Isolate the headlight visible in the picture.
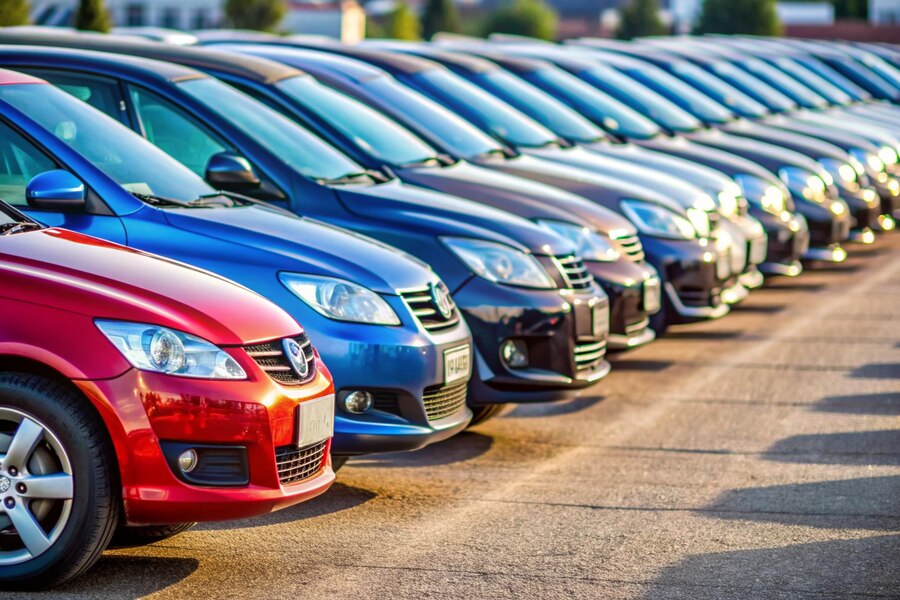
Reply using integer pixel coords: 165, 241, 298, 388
536, 220, 620, 262
819, 158, 858, 184
442, 237, 555, 288
734, 174, 786, 216
95, 320, 247, 379
717, 188, 740, 218
621, 199, 697, 240
779, 167, 826, 204
850, 147, 886, 174
280, 273, 401, 325
686, 207, 712, 238
878, 146, 897, 166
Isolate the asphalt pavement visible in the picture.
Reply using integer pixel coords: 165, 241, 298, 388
14, 234, 900, 599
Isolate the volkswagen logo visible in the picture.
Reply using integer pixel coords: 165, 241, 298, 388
432, 283, 454, 320
282, 338, 310, 378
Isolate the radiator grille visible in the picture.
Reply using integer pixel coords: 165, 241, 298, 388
574, 340, 607, 373
274, 440, 328, 485
400, 283, 460, 332
554, 255, 593, 290
611, 232, 646, 262
422, 381, 468, 421
244, 333, 315, 385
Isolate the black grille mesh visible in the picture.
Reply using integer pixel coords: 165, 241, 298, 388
422, 381, 468, 421
275, 440, 328, 485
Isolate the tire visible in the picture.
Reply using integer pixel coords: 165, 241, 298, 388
331, 456, 349, 472
0, 373, 119, 590
112, 522, 195, 547
466, 404, 506, 427
648, 293, 674, 337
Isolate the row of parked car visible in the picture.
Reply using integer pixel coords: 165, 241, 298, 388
0, 27, 897, 588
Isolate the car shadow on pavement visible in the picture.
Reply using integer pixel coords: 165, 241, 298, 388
198, 482, 377, 531
506, 394, 605, 418
733, 302, 787, 314
761, 281, 828, 292
606, 358, 674, 372
849, 363, 900, 379
662, 330, 746, 341
814, 392, 900, 415
762, 430, 900, 465
642, 535, 900, 600
345, 431, 494, 468
42, 556, 199, 598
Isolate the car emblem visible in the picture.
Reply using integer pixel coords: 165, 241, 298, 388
0, 476, 9, 494
432, 283, 454, 319
282, 338, 309, 378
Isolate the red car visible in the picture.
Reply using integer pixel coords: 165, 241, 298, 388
0, 200, 336, 588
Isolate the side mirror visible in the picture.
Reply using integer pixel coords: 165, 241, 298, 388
26, 170, 86, 210
205, 152, 260, 192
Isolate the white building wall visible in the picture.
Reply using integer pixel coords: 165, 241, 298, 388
871, 0, 900, 24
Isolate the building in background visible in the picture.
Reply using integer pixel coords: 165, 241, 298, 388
871, 0, 900, 24
29, 0, 365, 40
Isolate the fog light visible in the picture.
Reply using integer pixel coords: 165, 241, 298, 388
830, 202, 845, 216
178, 449, 198, 473
863, 189, 879, 205
343, 390, 374, 414
500, 339, 529, 369
832, 247, 847, 262
879, 214, 896, 231
861, 229, 876, 244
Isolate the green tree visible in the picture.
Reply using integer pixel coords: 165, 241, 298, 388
0, 0, 30, 27
421, 0, 461, 40
481, 0, 558, 41
74, 0, 112, 32
385, 1, 421, 39
224, 0, 287, 32
617, 0, 667, 40
694, 0, 782, 36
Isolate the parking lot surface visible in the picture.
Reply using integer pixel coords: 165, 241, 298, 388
14, 236, 900, 600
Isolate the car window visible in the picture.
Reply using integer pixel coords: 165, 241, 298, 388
0, 120, 58, 206
26, 69, 128, 124
128, 84, 229, 176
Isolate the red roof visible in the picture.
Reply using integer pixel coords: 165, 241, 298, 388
0, 68, 46, 86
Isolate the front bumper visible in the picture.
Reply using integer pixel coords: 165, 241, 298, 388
585, 258, 660, 351
751, 208, 808, 276
456, 276, 611, 405
75, 367, 336, 525
641, 235, 730, 324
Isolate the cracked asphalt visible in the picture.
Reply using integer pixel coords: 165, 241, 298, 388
12, 234, 900, 599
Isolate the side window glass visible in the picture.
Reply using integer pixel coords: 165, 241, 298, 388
0, 120, 58, 206
128, 85, 228, 176
24, 69, 127, 124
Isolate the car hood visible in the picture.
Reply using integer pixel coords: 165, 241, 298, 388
333, 178, 576, 256
638, 135, 786, 182
526, 145, 716, 210
0, 228, 300, 346
159, 204, 435, 294
686, 129, 827, 174
723, 120, 853, 162
396, 161, 637, 237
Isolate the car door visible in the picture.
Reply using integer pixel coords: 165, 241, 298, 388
0, 118, 127, 243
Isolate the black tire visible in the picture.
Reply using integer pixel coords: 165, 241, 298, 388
466, 404, 506, 427
112, 522, 195, 547
0, 373, 119, 590
331, 456, 349, 472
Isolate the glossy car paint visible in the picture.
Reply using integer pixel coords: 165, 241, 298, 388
0, 210, 335, 523
0, 42, 611, 406
0, 71, 474, 457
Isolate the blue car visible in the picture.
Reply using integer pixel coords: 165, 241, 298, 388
0, 43, 612, 426
0, 68, 475, 464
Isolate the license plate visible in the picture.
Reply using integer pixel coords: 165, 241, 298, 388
749, 237, 768, 264
296, 395, 334, 448
716, 249, 731, 280
592, 304, 609, 338
643, 277, 661, 313
444, 345, 471, 385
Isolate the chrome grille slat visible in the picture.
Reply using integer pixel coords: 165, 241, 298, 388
274, 440, 328, 485
625, 317, 651, 336
554, 254, 593, 290
422, 381, 468, 421
574, 339, 607, 372
243, 333, 316, 385
611, 232, 646, 262
400, 284, 460, 333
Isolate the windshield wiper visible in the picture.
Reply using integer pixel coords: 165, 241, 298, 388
316, 169, 391, 186
192, 191, 297, 218
132, 192, 197, 208
472, 148, 509, 161
0, 221, 43, 236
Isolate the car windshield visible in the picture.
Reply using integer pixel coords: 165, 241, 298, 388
0, 83, 215, 202
473, 69, 605, 143
822, 55, 900, 100
361, 76, 502, 159
578, 63, 704, 133
668, 60, 769, 118
523, 66, 661, 139
769, 57, 852, 105
736, 58, 829, 108
795, 56, 871, 101
276, 75, 438, 167
617, 62, 737, 124
410, 69, 559, 148
178, 78, 365, 181
707, 60, 797, 112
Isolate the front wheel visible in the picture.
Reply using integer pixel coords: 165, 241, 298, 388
0, 373, 119, 590
113, 522, 195, 547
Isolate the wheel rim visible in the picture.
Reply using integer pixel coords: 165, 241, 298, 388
0, 407, 74, 566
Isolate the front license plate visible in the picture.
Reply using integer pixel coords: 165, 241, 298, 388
643, 277, 661, 313
716, 249, 731, 280
297, 395, 334, 448
444, 345, 471, 385
592, 304, 609, 338
750, 238, 768, 264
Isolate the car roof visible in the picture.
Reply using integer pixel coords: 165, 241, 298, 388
287, 42, 441, 75
0, 30, 302, 84
369, 43, 499, 74
214, 43, 390, 83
